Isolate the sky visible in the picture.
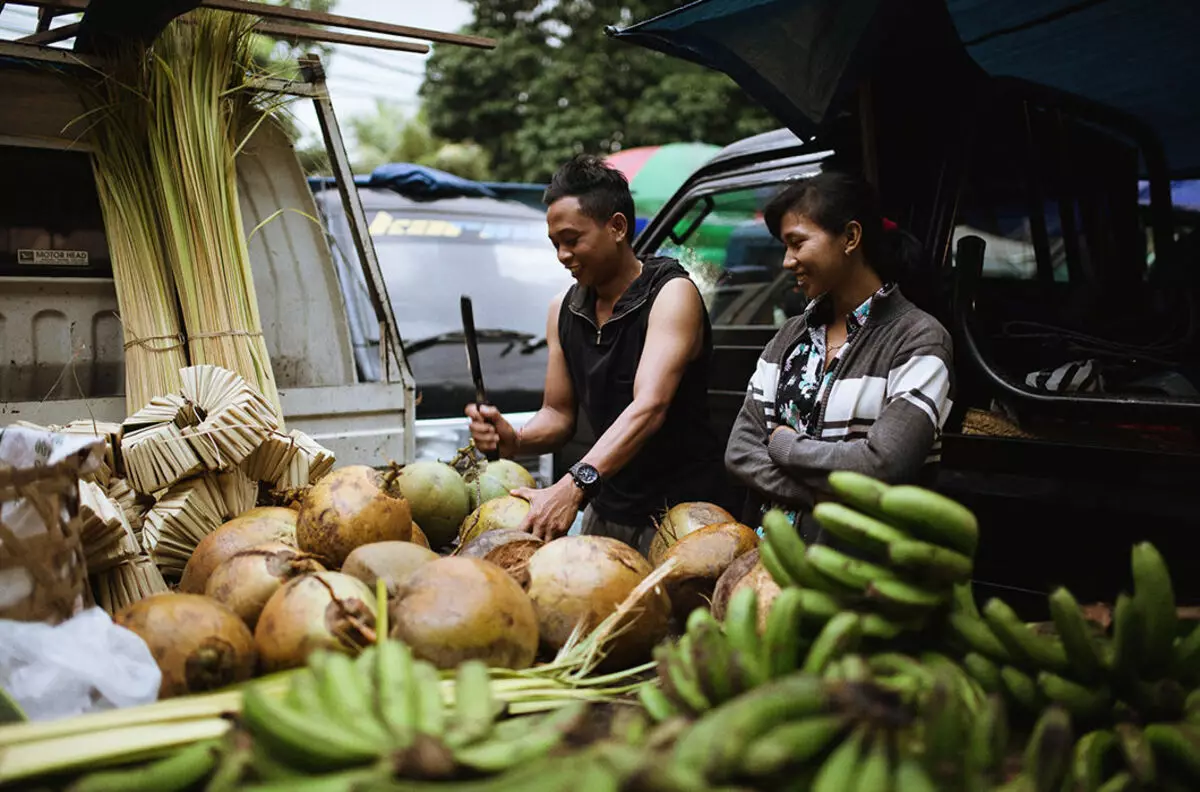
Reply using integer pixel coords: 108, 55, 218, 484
0, 1, 474, 146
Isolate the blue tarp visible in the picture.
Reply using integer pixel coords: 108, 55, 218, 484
308, 164, 499, 202
610, 0, 1200, 176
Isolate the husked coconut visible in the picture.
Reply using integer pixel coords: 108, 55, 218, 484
711, 548, 762, 620
458, 496, 530, 547
525, 536, 670, 670
648, 502, 736, 566
483, 538, 543, 588
390, 557, 538, 670
114, 593, 256, 698
342, 541, 438, 594
457, 529, 539, 559
205, 542, 325, 630
410, 522, 431, 549
255, 571, 377, 671
660, 522, 759, 620
729, 561, 782, 634
179, 507, 298, 594
296, 465, 412, 567
465, 459, 536, 510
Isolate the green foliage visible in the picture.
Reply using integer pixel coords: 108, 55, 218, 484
420, 0, 778, 182
346, 100, 491, 179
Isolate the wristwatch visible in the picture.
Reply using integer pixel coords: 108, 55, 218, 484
567, 462, 602, 502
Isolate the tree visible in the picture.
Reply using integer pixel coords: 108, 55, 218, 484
346, 99, 491, 179
419, 1, 777, 183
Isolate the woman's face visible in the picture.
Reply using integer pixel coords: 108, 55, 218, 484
779, 211, 855, 299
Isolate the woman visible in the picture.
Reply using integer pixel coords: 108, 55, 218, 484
724, 171, 954, 541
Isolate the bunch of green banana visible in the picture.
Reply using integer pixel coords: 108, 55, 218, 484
758, 472, 978, 632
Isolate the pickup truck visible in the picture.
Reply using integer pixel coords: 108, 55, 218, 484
611, 0, 1200, 609
0, 42, 416, 468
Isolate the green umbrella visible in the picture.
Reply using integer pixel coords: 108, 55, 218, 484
606, 142, 721, 223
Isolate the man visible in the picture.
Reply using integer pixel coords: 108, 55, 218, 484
466, 154, 729, 555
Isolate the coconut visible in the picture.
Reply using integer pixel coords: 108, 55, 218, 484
457, 528, 539, 559
204, 542, 325, 630
342, 541, 438, 594
296, 465, 412, 568
458, 495, 530, 547
390, 557, 538, 670
466, 459, 536, 510
113, 593, 256, 698
525, 536, 671, 670
483, 538, 543, 588
255, 571, 377, 671
728, 560, 782, 634
661, 522, 759, 621
410, 522, 431, 549
648, 502, 736, 566
394, 461, 470, 550
711, 548, 762, 621
179, 507, 298, 594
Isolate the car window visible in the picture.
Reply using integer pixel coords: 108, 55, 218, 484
369, 210, 571, 343
652, 185, 795, 327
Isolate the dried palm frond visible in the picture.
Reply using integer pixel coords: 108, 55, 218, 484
142, 476, 225, 577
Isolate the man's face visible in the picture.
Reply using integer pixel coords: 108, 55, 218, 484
779, 210, 853, 299
547, 197, 623, 287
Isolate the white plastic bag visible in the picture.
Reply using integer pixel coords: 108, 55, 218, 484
0, 607, 161, 721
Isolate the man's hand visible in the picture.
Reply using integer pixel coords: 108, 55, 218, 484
466, 403, 518, 458
513, 477, 583, 542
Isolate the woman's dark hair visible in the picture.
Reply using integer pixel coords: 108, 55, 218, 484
543, 154, 637, 242
763, 171, 922, 283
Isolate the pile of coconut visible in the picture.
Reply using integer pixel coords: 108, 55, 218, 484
111, 456, 764, 701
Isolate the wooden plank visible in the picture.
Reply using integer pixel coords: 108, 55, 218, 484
19, 20, 80, 44
255, 20, 429, 54
202, 0, 495, 49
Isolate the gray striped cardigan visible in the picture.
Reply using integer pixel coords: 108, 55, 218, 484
724, 286, 954, 512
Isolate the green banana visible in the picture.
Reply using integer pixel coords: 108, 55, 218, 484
204, 735, 253, 792
454, 701, 588, 773
963, 652, 1003, 693
413, 660, 446, 736
982, 598, 1071, 673
1144, 723, 1200, 782
953, 582, 982, 620
1114, 723, 1157, 786
888, 537, 973, 584
948, 612, 1014, 663
966, 693, 1009, 783
1095, 772, 1136, 792
1131, 542, 1177, 678
637, 682, 679, 722
1172, 624, 1200, 685
375, 638, 417, 745
241, 685, 383, 770
757, 537, 797, 588
67, 741, 220, 792
737, 713, 848, 777
1000, 665, 1042, 713
1186, 687, 1200, 724
1024, 705, 1073, 792
671, 673, 833, 782
866, 576, 947, 612
802, 611, 863, 676
763, 586, 807, 679
316, 651, 394, 746
762, 509, 850, 593
823, 658, 845, 682
868, 653, 937, 688
893, 755, 940, 792
723, 586, 768, 687
811, 501, 907, 558
1048, 587, 1108, 682
662, 636, 711, 715
446, 660, 496, 748
855, 730, 893, 792
1072, 729, 1118, 792
1037, 671, 1112, 721
810, 723, 866, 792
860, 612, 906, 640
1110, 593, 1143, 684
687, 609, 736, 705
806, 544, 895, 592
924, 672, 968, 783
877, 484, 979, 556
839, 654, 870, 683
826, 470, 891, 518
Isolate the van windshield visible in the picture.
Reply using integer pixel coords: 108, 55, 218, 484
368, 209, 572, 345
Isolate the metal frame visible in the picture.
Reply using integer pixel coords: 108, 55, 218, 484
0, 38, 415, 400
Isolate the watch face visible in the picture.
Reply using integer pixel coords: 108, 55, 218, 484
574, 464, 600, 486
